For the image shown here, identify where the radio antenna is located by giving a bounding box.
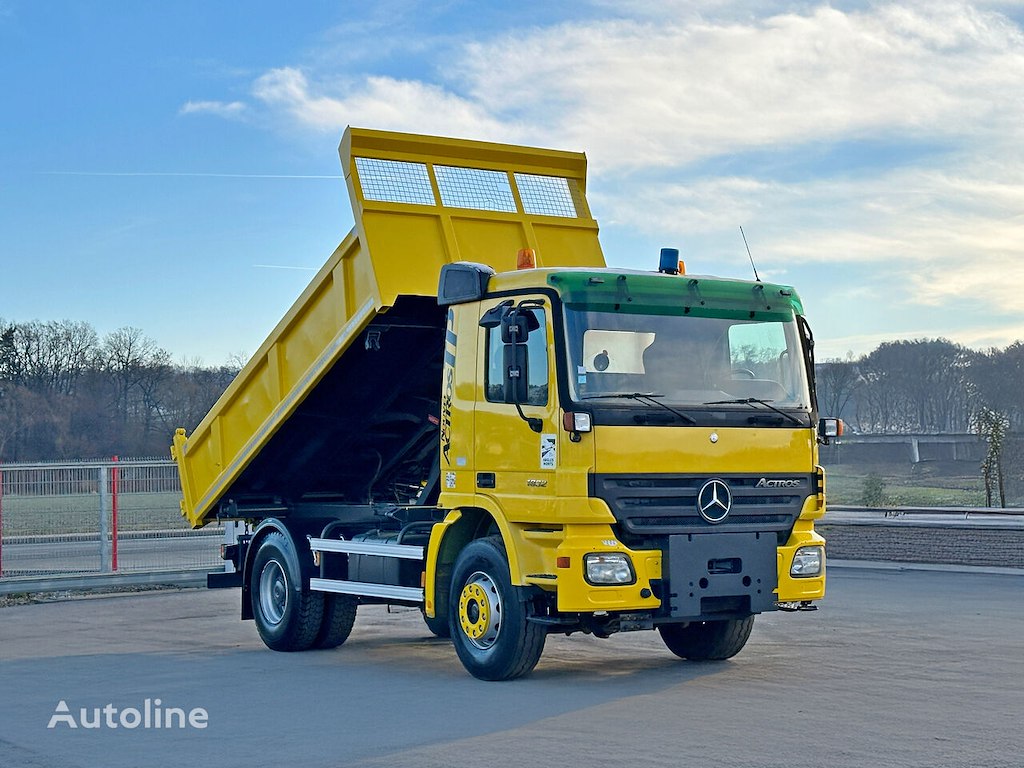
[739,226,761,282]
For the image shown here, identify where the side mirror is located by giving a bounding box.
[479,300,512,329]
[491,303,544,433]
[818,417,844,445]
[500,308,539,343]
[503,343,529,404]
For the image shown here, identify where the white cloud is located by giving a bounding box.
[455,3,1024,169]
[607,163,1024,318]
[231,1,1024,346]
[240,3,1024,172]
[251,67,513,141]
[179,100,248,119]
[817,317,1024,360]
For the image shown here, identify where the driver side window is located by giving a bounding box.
[484,308,548,405]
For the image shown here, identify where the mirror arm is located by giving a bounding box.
[514,401,544,433]
[507,363,543,432]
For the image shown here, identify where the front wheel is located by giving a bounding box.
[658,616,754,661]
[449,537,546,681]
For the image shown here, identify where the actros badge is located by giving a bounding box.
[696,478,732,523]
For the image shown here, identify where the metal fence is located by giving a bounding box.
[0,458,221,579]
[2,462,1021,585]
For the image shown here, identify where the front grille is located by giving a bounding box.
[628,514,792,532]
[590,473,812,537]
[620,495,800,509]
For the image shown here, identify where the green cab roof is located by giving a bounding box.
[547,269,804,320]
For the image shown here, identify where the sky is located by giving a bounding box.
[2,0,1023,364]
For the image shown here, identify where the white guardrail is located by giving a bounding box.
[826,505,1024,529]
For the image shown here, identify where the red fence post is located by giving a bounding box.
[111,456,119,572]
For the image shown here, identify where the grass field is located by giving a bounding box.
[823,461,1002,507]
[0,492,190,536]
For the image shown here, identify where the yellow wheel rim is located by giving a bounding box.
[458,571,501,649]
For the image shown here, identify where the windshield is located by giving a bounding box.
[563,306,811,411]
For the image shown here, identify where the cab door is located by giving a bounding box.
[473,296,559,523]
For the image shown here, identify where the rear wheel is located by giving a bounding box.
[450,537,546,681]
[251,532,324,652]
[314,594,358,649]
[658,616,754,661]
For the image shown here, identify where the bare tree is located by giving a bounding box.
[0,318,247,460]
[968,343,1024,431]
[975,407,1008,507]
[0,382,59,461]
[816,359,861,425]
[153,361,240,436]
[100,326,171,427]
[47,320,99,396]
[0,319,98,395]
[856,339,972,433]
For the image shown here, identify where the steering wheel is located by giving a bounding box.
[730,368,756,379]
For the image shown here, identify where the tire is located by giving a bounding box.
[449,536,546,681]
[658,616,754,661]
[421,608,451,638]
[314,594,358,649]
[251,532,324,652]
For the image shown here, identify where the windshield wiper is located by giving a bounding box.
[703,397,803,426]
[582,393,697,424]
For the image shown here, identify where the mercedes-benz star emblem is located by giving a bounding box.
[696,479,732,523]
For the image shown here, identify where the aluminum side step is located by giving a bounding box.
[309,578,424,602]
[308,537,424,560]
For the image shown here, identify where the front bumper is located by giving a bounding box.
[530,522,825,617]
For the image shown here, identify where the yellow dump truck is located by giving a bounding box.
[172,127,839,680]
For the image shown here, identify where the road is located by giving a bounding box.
[0,567,1021,768]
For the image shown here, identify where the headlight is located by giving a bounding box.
[584,553,636,585]
[790,546,824,577]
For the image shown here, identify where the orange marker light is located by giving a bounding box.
[517,248,536,269]
[556,556,571,569]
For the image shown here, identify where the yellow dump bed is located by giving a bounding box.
[172,127,606,527]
